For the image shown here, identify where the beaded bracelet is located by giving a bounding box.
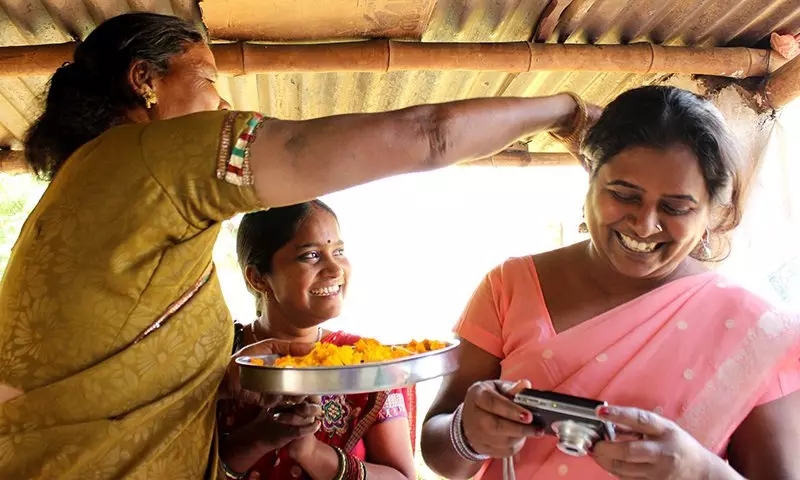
[449,403,491,462]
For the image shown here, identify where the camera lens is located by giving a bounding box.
[552,421,600,457]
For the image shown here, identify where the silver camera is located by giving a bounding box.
[513,388,616,457]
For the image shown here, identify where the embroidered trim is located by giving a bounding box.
[344,391,388,453]
[406,386,418,453]
[216,112,237,182]
[321,395,352,436]
[216,112,265,186]
[132,262,214,345]
[377,392,407,421]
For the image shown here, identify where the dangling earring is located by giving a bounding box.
[578,206,589,233]
[700,228,712,259]
[142,87,158,109]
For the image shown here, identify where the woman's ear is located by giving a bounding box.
[127,59,156,97]
[244,265,269,294]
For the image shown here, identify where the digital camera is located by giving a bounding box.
[513,388,616,457]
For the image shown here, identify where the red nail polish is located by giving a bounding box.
[597,406,609,416]
[520,411,531,422]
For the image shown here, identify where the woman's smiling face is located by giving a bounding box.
[584,143,711,280]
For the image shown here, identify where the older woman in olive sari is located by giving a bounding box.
[0,12,598,480]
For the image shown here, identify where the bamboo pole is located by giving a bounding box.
[0,149,578,174]
[217,41,781,77]
[764,55,800,110]
[0,150,29,175]
[0,40,785,78]
[0,43,76,77]
[471,151,577,167]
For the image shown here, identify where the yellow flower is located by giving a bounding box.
[273,338,447,367]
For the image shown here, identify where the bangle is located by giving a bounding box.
[549,91,589,147]
[450,403,491,462]
[359,458,367,480]
[332,446,347,480]
[332,445,367,480]
[345,453,362,480]
[219,459,248,480]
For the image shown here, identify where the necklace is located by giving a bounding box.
[250,321,322,343]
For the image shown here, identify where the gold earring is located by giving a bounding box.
[142,88,158,109]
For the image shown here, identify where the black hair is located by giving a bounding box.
[236,201,338,313]
[24,12,205,180]
[582,85,742,257]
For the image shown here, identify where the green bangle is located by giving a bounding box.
[220,459,247,480]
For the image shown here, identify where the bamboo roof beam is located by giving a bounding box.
[0,40,786,78]
[765,55,800,110]
[0,150,28,175]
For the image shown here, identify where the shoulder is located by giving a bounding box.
[705,275,775,315]
[704,275,800,342]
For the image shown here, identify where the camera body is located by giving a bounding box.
[513,388,616,457]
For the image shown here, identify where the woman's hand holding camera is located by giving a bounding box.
[592,405,733,480]
[460,379,543,458]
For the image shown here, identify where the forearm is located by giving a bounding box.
[293,441,409,480]
[426,93,577,167]
[219,432,271,474]
[420,413,484,480]
[249,94,578,207]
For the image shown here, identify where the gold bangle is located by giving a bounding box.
[332,446,347,480]
[549,91,588,147]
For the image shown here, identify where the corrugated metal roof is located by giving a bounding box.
[0,0,798,153]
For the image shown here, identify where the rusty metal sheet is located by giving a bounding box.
[201,0,437,41]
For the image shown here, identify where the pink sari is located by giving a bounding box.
[455,256,800,479]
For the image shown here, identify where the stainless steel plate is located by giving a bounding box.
[236,340,460,395]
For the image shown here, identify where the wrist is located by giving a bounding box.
[219,431,270,474]
[287,437,320,463]
[550,93,580,134]
[450,403,491,462]
[549,92,588,145]
[703,452,745,480]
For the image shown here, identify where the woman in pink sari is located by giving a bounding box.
[421,86,800,479]
[217,201,416,480]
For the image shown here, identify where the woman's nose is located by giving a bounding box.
[629,208,661,238]
[322,259,344,277]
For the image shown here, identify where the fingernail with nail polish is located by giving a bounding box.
[597,406,610,416]
[519,411,531,423]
